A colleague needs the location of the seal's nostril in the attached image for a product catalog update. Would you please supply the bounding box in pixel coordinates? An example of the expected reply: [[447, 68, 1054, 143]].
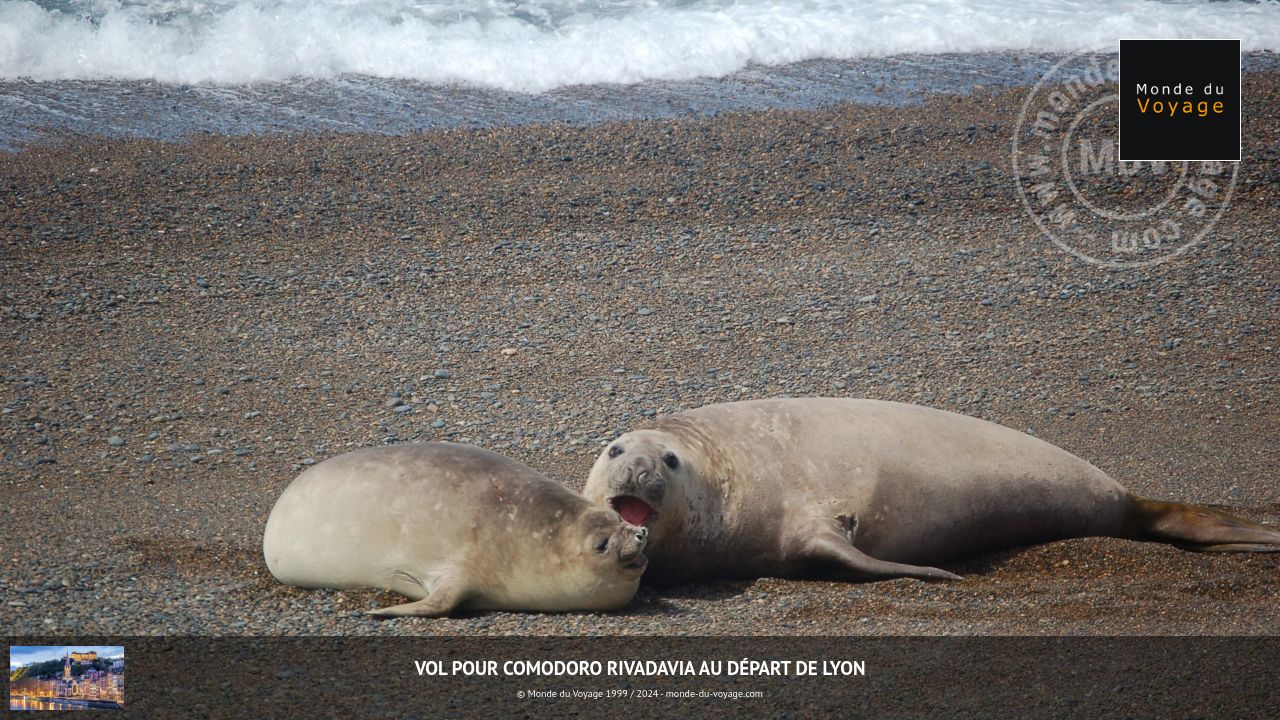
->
[[637, 471, 649, 482], [637, 528, 649, 541]]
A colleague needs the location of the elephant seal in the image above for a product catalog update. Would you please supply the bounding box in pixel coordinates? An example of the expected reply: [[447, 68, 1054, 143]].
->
[[584, 398, 1280, 586], [264, 442, 649, 617]]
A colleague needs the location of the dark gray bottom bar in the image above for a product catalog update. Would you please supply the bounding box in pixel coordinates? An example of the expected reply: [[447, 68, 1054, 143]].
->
[[7, 636, 1276, 718]]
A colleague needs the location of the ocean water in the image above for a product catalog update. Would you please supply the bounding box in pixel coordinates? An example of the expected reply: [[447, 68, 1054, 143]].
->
[[1, 1, 1278, 148]]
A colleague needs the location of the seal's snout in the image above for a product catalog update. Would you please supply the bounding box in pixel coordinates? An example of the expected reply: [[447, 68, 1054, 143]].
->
[[617, 528, 649, 571], [620, 455, 656, 485], [612, 454, 667, 506]]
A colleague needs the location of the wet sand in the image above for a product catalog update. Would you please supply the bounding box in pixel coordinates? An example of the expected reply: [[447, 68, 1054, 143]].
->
[[1, 72, 1278, 636]]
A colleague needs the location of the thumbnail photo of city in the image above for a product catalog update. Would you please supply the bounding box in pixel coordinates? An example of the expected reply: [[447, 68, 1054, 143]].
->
[[9, 646, 124, 711]]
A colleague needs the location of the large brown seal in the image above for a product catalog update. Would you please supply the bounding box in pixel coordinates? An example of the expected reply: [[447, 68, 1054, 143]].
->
[[264, 442, 649, 617], [583, 398, 1280, 585]]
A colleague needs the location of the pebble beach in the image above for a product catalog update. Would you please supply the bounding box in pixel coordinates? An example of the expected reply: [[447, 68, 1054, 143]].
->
[[2, 70, 1278, 637]]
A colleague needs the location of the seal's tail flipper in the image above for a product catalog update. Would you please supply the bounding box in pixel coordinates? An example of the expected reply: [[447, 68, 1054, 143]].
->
[[1128, 495, 1280, 552]]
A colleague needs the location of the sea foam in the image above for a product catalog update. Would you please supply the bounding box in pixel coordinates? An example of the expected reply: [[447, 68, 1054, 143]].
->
[[1, 0, 1278, 89]]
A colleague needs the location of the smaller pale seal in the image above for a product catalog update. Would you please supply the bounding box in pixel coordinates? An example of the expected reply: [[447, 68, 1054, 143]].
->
[[263, 442, 649, 617]]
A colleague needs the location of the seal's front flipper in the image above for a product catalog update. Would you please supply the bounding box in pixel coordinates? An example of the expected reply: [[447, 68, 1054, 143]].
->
[[367, 577, 467, 619], [1128, 496, 1280, 553], [804, 531, 962, 582]]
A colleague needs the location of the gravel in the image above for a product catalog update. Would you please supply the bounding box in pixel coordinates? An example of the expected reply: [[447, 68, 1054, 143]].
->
[[1, 75, 1278, 637]]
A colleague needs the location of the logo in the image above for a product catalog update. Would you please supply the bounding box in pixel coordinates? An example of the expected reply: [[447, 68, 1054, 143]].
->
[[1012, 53, 1237, 268], [1119, 39, 1241, 162]]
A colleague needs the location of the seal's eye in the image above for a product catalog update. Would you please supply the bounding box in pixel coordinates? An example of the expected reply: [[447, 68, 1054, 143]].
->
[[595, 538, 610, 554], [607, 445, 623, 459], [662, 452, 680, 470]]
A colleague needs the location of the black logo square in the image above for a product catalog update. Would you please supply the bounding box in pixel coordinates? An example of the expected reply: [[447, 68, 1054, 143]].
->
[[1119, 39, 1240, 161]]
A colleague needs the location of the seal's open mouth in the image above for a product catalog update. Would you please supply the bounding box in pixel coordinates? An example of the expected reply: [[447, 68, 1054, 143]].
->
[[610, 495, 654, 526]]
